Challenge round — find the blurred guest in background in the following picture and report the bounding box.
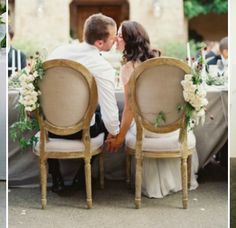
[205,41,221,65]
[218,36,228,69]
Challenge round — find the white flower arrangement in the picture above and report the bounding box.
[181,51,208,128]
[181,73,208,128]
[18,67,41,112]
[155,47,208,129]
[10,52,44,148]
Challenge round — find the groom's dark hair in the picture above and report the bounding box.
[83,13,116,44]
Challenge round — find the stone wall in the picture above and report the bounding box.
[14,0,71,53]
[129,0,187,48]
[12,0,187,53]
[189,13,228,41]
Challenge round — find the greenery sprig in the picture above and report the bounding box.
[155,111,166,127]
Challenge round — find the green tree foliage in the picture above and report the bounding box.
[0,3,6,15]
[184,0,228,19]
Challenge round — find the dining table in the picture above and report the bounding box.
[8,85,228,186]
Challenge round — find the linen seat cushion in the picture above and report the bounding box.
[125,129,195,152]
[33,132,104,155]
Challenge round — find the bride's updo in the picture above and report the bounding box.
[121,21,160,62]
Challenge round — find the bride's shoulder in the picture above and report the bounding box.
[120,61,136,85]
[121,61,135,72]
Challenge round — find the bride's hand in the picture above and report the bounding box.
[105,134,124,153]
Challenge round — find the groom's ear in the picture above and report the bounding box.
[94,40,104,50]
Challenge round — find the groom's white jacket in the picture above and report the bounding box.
[47,42,120,136]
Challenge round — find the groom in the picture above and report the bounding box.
[47,13,120,193]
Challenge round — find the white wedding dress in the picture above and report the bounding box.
[127,123,199,199]
[121,61,199,198]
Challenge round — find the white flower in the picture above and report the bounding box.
[182,73,208,128]
[189,119,196,128]
[25,105,36,112]
[196,109,205,117]
[0,12,6,23]
[33,71,39,78]
[22,83,35,91]
[185,74,193,81]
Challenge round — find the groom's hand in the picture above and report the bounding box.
[105,133,117,152]
[105,134,123,153]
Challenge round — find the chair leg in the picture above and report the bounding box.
[84,158,92,209]
[181,158,188,209]
[99,152,104,189]
[187,155,192,189]
[126,152,131,188]
[39,158,47,209]
[135,158,142,209]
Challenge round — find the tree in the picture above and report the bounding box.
[184,0,228,19]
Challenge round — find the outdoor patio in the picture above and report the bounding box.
[8,162,227,228]
[230,158,236,227]
[0,181,6,228]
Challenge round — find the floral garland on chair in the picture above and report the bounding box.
[155,49,208,129]
[180,53,208,129]
[9,52,44,148]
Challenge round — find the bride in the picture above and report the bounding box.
[106,20,198,198]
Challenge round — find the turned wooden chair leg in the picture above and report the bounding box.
[181,158,188,209]
[85,158,92,209]
[126,151,131,187]
[135,157,142,209]
[40,158,47,209]
[187,155,192,189]
[99,152,104,189]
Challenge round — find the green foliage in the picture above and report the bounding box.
[12,39,42,58]
[0,34,5,48]
[160,42,187,60]
[177,103,194,128]
[155,111,166,127]
[159,41,205,60]
[184,0,228,19]
[0,3,6,15]
[10,105,39,149]
[32,53,44,92]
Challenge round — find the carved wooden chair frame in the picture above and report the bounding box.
[126,57,194,209]
[36,59,104,209]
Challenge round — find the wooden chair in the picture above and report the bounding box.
[33,59,104,209]
[125,57,196,209]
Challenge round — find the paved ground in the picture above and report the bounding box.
[231,158,236,227]
[8,162,227,228]
[0,181,6,228]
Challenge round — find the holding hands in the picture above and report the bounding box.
[105,133,124,153]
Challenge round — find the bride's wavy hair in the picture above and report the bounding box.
[121,21,160,62]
